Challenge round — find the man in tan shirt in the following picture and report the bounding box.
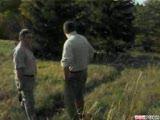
[61,21,94,120]
[13,29,37,120]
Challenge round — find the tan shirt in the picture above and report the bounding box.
[13,42,37,76]
[61,31,95,71]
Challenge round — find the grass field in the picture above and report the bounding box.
[0,40,160,120]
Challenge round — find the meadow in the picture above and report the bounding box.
[0,40,160,120]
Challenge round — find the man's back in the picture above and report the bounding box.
[61,32,94,72]
[70,34,92,71]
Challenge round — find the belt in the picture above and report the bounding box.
[23,75,34,77]
[70,69,86,73]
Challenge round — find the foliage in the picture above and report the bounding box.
[19,0,135,59]
[19,0,89,59]
[134,0,160,52]
[0,0,21,39]
[0,0,21,12]
[0,40,160,120]
[0,0,135,58]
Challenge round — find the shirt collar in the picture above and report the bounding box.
[66,31,77,39]
[19,41,26,48]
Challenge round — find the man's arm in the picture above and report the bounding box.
[86,40,95,61]
[16,68,24,90]
[61,40,73,80]
[16,68,24,102]
[89,44,95,60]
[63,67,70,80]
[16,68,24,81]
[83,37,95,61]
[13,50,25,90]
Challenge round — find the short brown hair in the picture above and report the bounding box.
[19,29,31,41]
[63,21,76,34]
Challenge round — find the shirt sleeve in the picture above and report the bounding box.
[88,42,95,60]
[13,49,25,69]
[85,39,95,61]
[61,40,73,68]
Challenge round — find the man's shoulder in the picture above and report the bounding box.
[63,39,72,48]
[77,34,89,44]
[13,45,25,56]
[71,34,87,42]
[65,33,87,45]
[78,34,87,39]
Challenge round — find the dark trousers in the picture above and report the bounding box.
[16,77,37,120]
[64,70,87,120]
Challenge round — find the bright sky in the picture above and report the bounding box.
[135,0,147,4]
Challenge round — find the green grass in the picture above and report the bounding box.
[0,40,160,120]
[0,40,14,55]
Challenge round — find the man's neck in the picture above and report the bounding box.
[66,31,77,39]
[21,41,31,50]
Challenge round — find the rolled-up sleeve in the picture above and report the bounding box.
[13,50,25,69]
[61,40,73,68]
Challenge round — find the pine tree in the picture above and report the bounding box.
[20,0,135,59]
[20,0,89,59]
[93,0,135,53]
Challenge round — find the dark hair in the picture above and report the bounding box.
[19,29,31,41]
[63,21,76,34]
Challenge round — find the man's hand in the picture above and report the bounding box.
[64,67,70,81]
[18,91,22,102]
[16,82,22,91]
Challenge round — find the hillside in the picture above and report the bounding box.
[0,40,160,120]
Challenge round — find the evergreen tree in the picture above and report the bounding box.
[134,0,160,52]
[20,0,135,59]
[0,0,21,39]
[20,0,90,59]
[92,0,135,53]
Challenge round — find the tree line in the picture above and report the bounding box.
[0,0,159,59]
